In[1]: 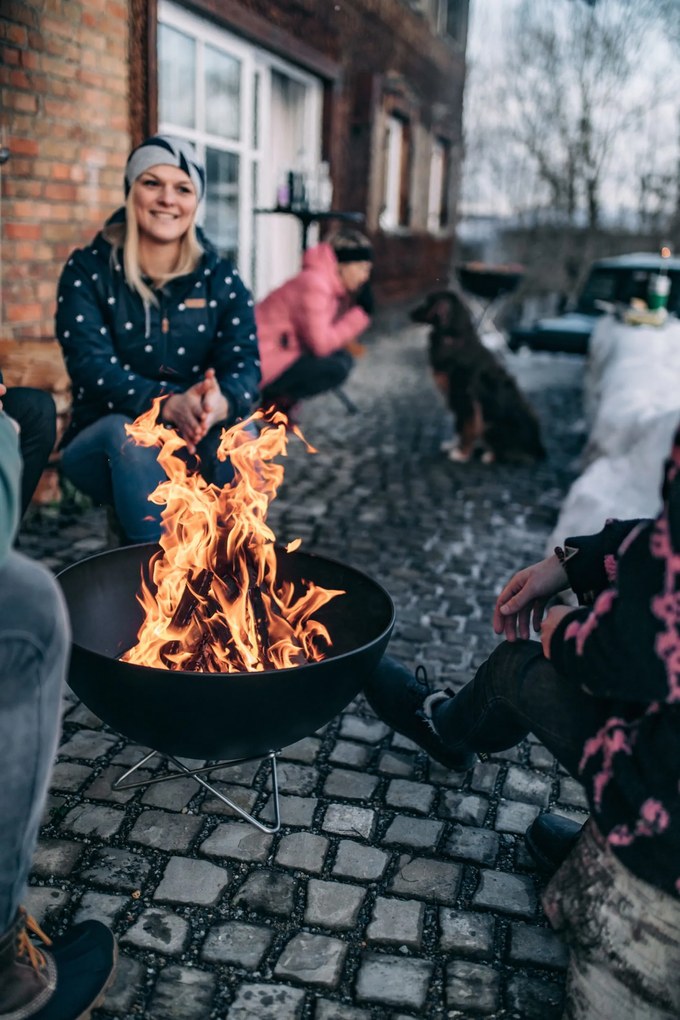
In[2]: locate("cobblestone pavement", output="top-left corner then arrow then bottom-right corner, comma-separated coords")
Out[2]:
19,326 -> 587,1020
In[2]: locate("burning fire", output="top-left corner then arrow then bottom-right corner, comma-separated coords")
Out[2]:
120,401 -> 345,673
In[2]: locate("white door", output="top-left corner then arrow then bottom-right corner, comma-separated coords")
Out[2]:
157,1 -> 323,298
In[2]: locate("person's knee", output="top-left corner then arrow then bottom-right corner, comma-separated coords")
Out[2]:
477,638 -> 544,695
0,552 -> 70,663
4,388 -> 56,449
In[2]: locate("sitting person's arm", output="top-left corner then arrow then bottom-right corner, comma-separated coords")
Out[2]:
292,268 -> 371,357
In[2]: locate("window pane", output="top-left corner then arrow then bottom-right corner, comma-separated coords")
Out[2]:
205,45 -> 241,140
205,148 -> 240,263
158,24 -> 196,129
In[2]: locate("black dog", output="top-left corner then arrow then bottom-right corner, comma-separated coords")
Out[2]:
411,291 -> 546,464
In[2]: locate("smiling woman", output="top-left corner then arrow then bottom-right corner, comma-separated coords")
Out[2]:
55,135 -> 261,544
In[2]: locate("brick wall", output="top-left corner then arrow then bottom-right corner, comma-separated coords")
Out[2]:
1,0 -> 130,342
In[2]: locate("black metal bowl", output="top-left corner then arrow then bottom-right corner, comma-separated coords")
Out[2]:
57,543 -> 394,759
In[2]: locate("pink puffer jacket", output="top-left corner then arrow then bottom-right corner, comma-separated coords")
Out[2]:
255,242 -> 370,387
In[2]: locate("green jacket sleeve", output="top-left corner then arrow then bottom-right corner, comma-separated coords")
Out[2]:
0,412 -> 21,567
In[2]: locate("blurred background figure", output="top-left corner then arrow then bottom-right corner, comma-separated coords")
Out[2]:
255,228 -> 374,424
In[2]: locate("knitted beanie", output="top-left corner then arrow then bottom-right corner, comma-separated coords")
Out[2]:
124,135 -> 206,200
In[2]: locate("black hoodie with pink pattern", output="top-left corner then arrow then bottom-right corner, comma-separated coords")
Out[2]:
550,425 -> 680,897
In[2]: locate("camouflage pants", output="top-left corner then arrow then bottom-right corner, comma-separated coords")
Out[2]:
543,821 -> 680,1020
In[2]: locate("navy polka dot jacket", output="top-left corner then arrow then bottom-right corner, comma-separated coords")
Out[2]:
55,212 -> 261,445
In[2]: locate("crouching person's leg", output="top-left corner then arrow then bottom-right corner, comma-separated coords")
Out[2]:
365,640 -> 603,775
543,821 -> 680,1020
0,551 -> 116,1018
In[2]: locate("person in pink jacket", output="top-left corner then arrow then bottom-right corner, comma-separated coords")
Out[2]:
255,228 -> 373,420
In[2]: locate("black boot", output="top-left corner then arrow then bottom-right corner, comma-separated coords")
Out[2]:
0,907 -> 116,1020
525,814 -> 586,874
364,656 -> 476,771
0,910 -> 56,1019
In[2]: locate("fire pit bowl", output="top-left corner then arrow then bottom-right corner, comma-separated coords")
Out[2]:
57,543 -> 394,761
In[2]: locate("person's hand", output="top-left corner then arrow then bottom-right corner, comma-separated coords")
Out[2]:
354,281 -> 374,316
194,368 -> 229,433
161,390 -> 206,454
540,605 -> 578,659
0,382 -> 5,412
493,554 -> 569,642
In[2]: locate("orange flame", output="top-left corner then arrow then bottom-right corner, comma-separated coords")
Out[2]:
120,401 -> 345,672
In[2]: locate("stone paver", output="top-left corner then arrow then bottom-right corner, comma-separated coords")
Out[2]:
20,333 -> 585,1018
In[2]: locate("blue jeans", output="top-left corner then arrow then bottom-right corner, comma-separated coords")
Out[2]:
61,415 -> 235,543
0,551 -> 70,933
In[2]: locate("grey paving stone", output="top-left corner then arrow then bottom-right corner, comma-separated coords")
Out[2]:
558,776 -> 589,810
502,765 -> 552,806
270,761 -> 318,796
530,744 -> 555,769
24,887 -> 69,925
200,782 -> 259,818
57,729 -> 118,759
61,802 -> 126,838
280,735 -> 321,763
439,908 -> 494,958
445,959 -> 500,1014
332,840 -> 390,881
428,761 -> 467,788
443,823 -> 500,866
323,768 -> 378,800
128,808 -> 204,850
389,855 -> 461,905
494,798 -> 541,834
141,775 -> 198,810
200,821 -> 273,862
439,789 -> 489,825
304,878 -> 366,930
314,1001 -> 371,1020
31,839 -> 83,877
385,778 -> 435,814
84,764 -> 155,803
506,974 -> 565,1019
472,869 -> 538,918
470,761 -> 501,794
49,762 -> 93,792
322,804 -> 375,839
355,951 -> 433,1010
227,982 -> 305,1020
96,954 -> 143,1014
79,847 -> 151,891
154,856 -> 230,906
376,750 -> 416,777
366,896 -> 424,949
148,964 -> 216,1020
73,890 -> 127,926
122,907 -> 189,954
274,932 -> 347,988
260,794 -> 317,828
205,758 -> 261,785
202,920 -> 273,967
329,740 -> 372,768
339,715 -> 390,743
276,831 -> 329,873
233,869 -> 296,916
510,922 -> 569,969
382,815 -> 444,850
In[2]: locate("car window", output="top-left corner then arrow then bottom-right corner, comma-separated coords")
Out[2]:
578,267 -> 680,316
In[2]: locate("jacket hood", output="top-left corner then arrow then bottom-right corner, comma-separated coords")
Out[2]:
301,242 -> 345,294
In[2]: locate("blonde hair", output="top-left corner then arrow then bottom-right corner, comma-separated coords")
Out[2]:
103,190 -> 204,306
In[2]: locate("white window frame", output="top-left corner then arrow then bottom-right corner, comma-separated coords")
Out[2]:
158,1 -> 322,295
380,114 -> 405,231
428,138 -> 447,232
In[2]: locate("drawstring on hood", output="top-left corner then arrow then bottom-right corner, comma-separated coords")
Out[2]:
143,300 -> 151,340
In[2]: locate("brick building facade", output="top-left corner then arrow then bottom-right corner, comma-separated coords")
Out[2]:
2,0 -> 467,339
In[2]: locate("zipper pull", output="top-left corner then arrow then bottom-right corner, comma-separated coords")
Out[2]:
161,316 -> 169,334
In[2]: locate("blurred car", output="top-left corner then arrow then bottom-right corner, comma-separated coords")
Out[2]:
508,252 -> 680,355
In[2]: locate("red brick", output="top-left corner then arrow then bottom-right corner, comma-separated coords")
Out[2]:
6,303 -> 44,323
5,222 -> 42,240
6,136 -> 39,157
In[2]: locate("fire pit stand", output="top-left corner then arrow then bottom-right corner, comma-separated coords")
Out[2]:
57,543 -> 395,833
112,750 -> 282,833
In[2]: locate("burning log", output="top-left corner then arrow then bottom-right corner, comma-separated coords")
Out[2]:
120,405 -> 344,674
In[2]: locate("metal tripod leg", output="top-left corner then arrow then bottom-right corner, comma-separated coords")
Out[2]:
112,749 -> 282,834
